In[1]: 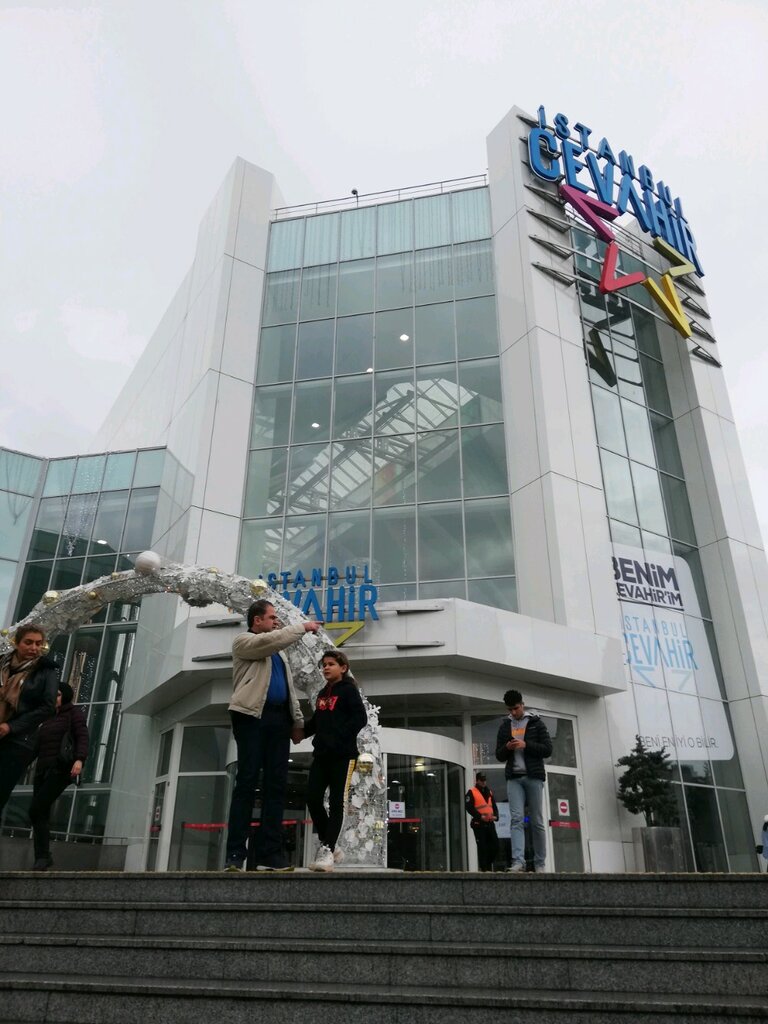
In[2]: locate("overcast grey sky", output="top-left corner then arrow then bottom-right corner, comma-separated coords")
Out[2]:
2,0 -> 767,540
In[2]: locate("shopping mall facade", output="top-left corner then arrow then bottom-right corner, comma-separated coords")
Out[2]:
1,105 -> 766,873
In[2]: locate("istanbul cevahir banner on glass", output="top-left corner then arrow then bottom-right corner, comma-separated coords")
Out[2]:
612,544 -> 733,761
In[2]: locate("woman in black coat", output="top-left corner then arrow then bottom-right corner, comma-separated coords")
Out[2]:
29,681 -> 89,871
0,624 -> 58,816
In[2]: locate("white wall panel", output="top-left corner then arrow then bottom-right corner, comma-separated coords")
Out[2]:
220,257 -> 264,383
510,478 -> 555,622
502,335 -> 540,493
202,374 -> 252,517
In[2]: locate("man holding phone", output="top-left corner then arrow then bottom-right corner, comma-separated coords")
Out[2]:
496,688 -> 552,873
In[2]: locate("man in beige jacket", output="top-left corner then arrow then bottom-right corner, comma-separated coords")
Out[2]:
224,599 -> 320,871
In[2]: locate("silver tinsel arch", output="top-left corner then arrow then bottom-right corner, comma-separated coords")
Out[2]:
2,553 -> 387,867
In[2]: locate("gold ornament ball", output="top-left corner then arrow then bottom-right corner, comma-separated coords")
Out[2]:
207,566 -> 219,574
42,591 -> 60,605
0,628 -> 8,637
356,753 -> 374,776
250,579 -> 268,596
87,591 -> 101,600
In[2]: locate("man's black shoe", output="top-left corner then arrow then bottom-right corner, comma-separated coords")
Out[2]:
255,854 -> 294,872
32,856 -> 53,872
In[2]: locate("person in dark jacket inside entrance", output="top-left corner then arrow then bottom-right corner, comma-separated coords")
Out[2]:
303,651 -> 367,872
495,688 -> 552,873
0,625 -> 58,817
465,771 -> 499,871
29,682 -> 89,871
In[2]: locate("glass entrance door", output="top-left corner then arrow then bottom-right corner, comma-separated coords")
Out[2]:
546,770 -> 584,872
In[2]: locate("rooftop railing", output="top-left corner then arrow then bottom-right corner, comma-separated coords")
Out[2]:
273,173 -> 488,220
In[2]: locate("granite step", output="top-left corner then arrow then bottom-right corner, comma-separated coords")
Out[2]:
1,870 -> 765,910
1,935 -> 765,996
0,974 -> 765,1024
0,898 -> 764,948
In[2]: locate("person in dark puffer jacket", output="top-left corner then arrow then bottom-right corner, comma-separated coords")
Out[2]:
0,625 -> 58,817
303,651 -> 367,872
29,682 -> 89,871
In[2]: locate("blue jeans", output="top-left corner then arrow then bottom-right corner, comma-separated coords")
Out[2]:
507,775 -> 547,868
226,707 -> 291,863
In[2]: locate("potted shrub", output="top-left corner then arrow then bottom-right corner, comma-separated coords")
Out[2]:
616,737 -> 686,872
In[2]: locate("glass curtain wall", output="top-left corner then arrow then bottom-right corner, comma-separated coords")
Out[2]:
0,449 -> 45,624
573,228 -> 755,872
240,188 -> 517,612
1,448 -> 164,843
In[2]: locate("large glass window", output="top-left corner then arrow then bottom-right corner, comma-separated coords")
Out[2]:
377,201 -> 413,256
372,506 -> 416,583
333,375 -> 374,438
0,449 -> 43,497
415,303 -> 455,365
458,360 -> 503,425
122,488 -> 159,552
372,436 -> 415,505
335,315 -> 374,377
262,271 -> 300,327
256,325 -> 297,385
414,194 -> 452,249
461,424 -> 508,498
415,246 -> 453,305
456,297 -> 499,360
43,459 -> 76,497
330,441 -> 372,510
244,449 -> 287,518
251,385 -> 293,449
418,502 -> 464,580
293,379 -> 332,444
452,188 -> 491,243
102,451 -> 136,491
296,320 -> 334,379
337,260 -> 374,316
286,444 -> 330,515
300,265 -> 337,321
0,491 -> 34,561
453,240 -> 493,298
268,218 -> 305,272
417,430 -> 461,501
377,253 -> 414,310
376,309 -> 414,370
465,498 -> 514,576
340,208 -> 376,261
242,189 -> 515,615
304,213 -> 339,267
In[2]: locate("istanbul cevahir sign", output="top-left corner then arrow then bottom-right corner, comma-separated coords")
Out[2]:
527,106 -> 707,345
527,106 -> 702,276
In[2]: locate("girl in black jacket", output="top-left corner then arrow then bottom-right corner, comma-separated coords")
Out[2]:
29,682 -> 89,871
0,625 -> 58,816
304,651 -> 367,872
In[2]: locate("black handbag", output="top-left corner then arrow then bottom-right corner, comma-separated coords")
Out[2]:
58,728 -> 75,767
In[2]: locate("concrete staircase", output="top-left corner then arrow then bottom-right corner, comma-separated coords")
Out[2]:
0,871 -> 765,1022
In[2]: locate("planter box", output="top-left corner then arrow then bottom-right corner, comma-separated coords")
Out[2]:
632,826 -> 686,872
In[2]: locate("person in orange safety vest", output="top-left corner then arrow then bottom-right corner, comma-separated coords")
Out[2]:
465,771 -> 499,871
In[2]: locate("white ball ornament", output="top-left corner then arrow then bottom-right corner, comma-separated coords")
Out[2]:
134,550 -> 162,575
